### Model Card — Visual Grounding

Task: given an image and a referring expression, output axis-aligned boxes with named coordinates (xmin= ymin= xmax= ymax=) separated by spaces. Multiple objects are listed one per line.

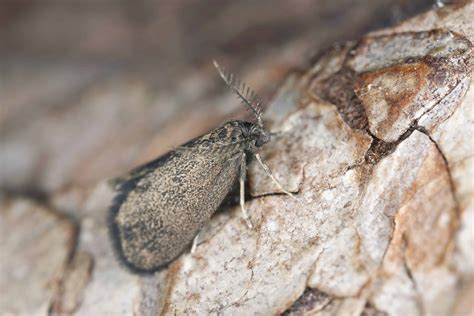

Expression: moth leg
xmin=191 ymin=232 xmax=200 ymax=254
xmin=255 ymin=153 xmax=298 ymax=201
xmin=240 ymin=152 xmax=253 ymax=229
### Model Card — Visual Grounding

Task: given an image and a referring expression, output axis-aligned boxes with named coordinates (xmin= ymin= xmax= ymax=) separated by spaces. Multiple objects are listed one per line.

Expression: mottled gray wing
xmin=108 ymin=132 xmax=244 ymax=273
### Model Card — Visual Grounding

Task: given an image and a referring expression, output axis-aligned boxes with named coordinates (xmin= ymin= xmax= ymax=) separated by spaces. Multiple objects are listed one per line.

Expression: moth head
xmin=247 ymin=123 xmax=270 ymax=152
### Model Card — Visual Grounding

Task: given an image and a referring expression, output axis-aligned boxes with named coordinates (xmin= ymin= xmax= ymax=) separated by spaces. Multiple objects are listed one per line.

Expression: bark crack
xmin=414 ymin=125 xmax=462 ymax=218
xmin=401 ymin=234 xmax=425 ymax=316
xmin=282 ymin=286 xmax=333 ymax=316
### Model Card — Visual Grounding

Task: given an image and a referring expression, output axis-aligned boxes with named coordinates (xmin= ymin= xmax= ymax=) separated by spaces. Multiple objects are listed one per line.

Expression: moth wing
xmin=108 ymin=137 xmax=243 ymax=273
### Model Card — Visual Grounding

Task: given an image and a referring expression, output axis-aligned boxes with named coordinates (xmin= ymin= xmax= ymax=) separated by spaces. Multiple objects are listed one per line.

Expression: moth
xmin=108 ymin=61 xmax=293 ymax=273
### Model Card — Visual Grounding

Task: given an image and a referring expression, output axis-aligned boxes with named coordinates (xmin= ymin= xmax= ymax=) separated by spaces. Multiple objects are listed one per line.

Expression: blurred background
xmin=0 ymin=0 xmax=434 ymax=213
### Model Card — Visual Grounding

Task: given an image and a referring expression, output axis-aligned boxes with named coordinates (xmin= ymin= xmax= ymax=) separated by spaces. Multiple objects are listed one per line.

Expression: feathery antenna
xmin=213 ymin=60 xmax=263 ymax=126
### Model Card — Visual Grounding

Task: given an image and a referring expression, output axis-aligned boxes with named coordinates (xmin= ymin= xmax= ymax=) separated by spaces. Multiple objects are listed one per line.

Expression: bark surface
xmin=0 ymin=2 xmax=472 ymax=316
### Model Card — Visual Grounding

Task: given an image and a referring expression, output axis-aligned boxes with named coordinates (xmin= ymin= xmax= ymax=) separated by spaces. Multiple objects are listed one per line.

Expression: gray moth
xmin=108 ymin=61 xmax=292 ymax=274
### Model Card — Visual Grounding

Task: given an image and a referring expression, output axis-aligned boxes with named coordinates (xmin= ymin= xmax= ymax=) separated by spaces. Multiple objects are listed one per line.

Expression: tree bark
xmin=0 ymin=2 xmax=472 ymax=316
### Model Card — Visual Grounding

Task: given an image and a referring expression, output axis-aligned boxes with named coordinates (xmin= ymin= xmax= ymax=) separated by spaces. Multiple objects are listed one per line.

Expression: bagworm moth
xmin=108 ymin=61 xmax=292 ymax=273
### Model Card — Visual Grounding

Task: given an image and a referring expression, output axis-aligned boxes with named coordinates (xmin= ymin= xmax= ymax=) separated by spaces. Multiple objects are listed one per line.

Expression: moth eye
xmin=231 ymin=137 xmax=237 ymax=142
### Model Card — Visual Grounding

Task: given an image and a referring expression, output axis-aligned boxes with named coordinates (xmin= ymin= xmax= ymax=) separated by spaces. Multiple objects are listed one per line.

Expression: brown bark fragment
xmin=312 ymin=67 xmax=369 ymax=130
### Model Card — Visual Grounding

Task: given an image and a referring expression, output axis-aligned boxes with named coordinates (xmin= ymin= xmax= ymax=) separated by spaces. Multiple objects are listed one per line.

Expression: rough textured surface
xmin=156 ymin=3 xmax=473 ymax=315
xmin=0 ymin=198 xmax=76 ymax=315
xmin=0 ymin=1 xmax=472 ymax=315
xmin=50 ymin=251 xmax=94 ymax=314
xmin=282 ymin=288 xmax=332 ymax=315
